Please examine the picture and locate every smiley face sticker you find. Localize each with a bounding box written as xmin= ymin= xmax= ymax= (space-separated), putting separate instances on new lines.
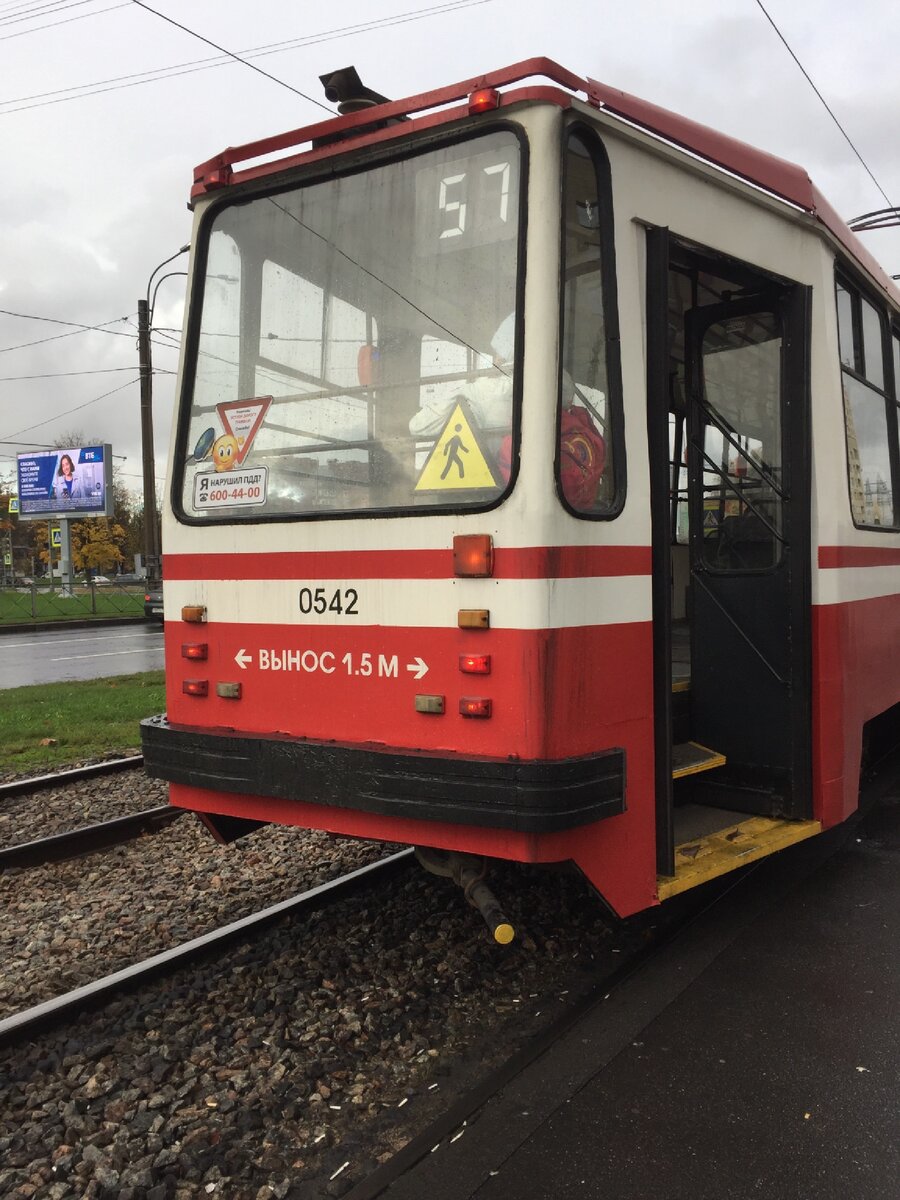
xmin=211 ymin=434 xmax=240 ymax=472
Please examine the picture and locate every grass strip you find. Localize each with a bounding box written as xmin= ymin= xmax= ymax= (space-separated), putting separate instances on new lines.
xmin=0 ymin=671 xmax=165 ymax=775
xmin=0 ymin=589 xmax=145 ymax=624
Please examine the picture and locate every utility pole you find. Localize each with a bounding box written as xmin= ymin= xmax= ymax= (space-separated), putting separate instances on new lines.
xmin=138 ymin=245 xmax=189 ymax=589
xmin=137 ymin=297 xmax=160 ymax=587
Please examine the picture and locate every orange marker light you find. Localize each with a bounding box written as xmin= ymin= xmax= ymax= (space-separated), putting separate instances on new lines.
xmin=181 ymin=643 xmax=208 ymax=660
xmin=469 ymin=87 xmax=500 ymax=114
xmin=459 ymin=654 xmax=491 ymax=675
xmin=453 ymin=534 xmax=494 ymax=577
xmin=182 ymin=679 xmax=209 ymax=697
xmin=459 ymin=697 xmax=492 ymax=718
xmin=458 ymin=609 xmax=490 ymax=629
xmin=181 ymin=605 xmax=207 ymax=624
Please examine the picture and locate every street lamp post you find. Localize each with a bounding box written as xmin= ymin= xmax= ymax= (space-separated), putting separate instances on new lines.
xmin=138 ymin=244 xmax=189 ymax=586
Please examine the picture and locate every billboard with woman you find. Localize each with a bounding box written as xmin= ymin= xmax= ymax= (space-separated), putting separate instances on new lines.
xmin=15 ymin=445 xmax=113 ymax=519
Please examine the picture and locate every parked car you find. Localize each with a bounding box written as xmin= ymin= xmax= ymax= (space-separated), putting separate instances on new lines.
xmin=144 ymin=587 xmax=164 ymax=621
xmin=92 ymin=575 xmax=112 ymax=585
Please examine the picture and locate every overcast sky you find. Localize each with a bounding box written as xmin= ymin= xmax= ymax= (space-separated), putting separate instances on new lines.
xmin=1 ymin=0 xmax=898 ymax=499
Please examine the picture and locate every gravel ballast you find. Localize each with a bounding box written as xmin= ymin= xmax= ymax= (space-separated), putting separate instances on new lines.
xmin=0 ymin=770 xmax=642 ymax=1199
xmin=0 ymin=766 xmax=166 ymax=848
xmin=1 ymin=811 xmax=388 ymax=1020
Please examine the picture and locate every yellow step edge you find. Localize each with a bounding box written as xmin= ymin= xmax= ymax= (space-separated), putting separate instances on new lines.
xmin=657 ymin=816 xmax=822 ymax=900
xmin=671 ymin=678 xmax=691 ymax=693
xmin=671 ymin=741 xmax=726 ymax=780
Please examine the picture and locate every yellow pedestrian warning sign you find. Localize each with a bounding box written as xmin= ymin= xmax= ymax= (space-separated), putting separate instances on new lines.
xmin=702 ymin=499 xmax=721 ymax=536
xmin=414 ymin=400 xmax=500 ymax=492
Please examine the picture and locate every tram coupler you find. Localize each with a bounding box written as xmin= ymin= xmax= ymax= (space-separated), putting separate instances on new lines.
xmin=415 ymin=848 xmax=515 ymax=945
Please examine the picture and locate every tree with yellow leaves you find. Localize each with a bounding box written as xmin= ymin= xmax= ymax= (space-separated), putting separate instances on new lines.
xmin=73 ymin=517 xmax=127 ymax=572
xmin=33 ymin=517 xmax=127 ymax=573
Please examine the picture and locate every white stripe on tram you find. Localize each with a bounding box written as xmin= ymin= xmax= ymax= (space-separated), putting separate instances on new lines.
xmin=163 ymin=575 xmax=653 ymax=630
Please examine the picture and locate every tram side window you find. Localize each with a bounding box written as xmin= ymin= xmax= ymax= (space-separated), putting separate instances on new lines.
xmin=835 ymin=276 xmax=899 ymax=529
xmin=556 ymin=130 xmax=621 ymax=517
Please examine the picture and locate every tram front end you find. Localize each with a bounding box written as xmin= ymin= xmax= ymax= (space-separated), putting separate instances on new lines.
xmin=142 ymin=65 xmax=659 ymax=925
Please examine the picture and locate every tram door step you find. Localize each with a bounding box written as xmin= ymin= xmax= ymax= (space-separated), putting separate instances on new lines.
xmin=671 ymin=741 xmax=726 ymax=780
xmin=658 ymin=813 xmax=822 ymax=899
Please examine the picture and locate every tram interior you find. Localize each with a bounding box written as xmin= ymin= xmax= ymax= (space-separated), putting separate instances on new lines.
xmin=663 ymin=255 xmax=787 ymax=851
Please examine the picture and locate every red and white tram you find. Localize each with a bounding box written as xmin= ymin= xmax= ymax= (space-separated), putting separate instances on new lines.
xmin=143 ymin=59 xmax=900 ymax=938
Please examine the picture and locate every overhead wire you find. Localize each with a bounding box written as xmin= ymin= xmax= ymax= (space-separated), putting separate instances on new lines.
xmin=0 ymin=314 xmax=137 ymax=354
xmin=3 ymin=0 xmax=501 ymax=453
xmin=0 ymin=0 xmax=63 ymax=11
xmin=753 ymin=0 xmax=895 ymax=212
xmin=0 ymin=3 xmax=125 ymax=41
xmin=0 ymin=0 xmax=108 ymax=26
xmin=0 ymin=1 xmax=493 ymax=109
xmin=847 ymin=207 xmax=900 ymax=233
xmin=0 ymin=365 xmax=173 ymax=381
xmin=0 ymin=0 xmax=53 ymax=11
xmin=0 ymin=307 xmax=135 ymax=332
xmin=2 ymin=376 xmax=140 ymax=440
xmin=129 ymin=0 xmax=332 ymax=111
xmin=0 ymin=0 xmax=101 ymax=14
xmin=0 ymin=439 xmax=56 ymax=446
xmin=0 ymin=0 xmax=91 ymax=22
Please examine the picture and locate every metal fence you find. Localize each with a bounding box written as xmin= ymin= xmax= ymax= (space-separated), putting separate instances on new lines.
xmin=0 ymin=580 xmax=147 ymax=625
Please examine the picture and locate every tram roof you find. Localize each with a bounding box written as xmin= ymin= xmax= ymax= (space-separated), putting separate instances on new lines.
xmin=192 ymin=57 xmax=899 ymax=305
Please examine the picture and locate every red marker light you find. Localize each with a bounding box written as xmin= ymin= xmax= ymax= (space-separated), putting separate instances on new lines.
xmin=459 ymin=697 xmax=492 ymax=718
xmin=453 ymin=534 xmax=494 ymax=577
xmin=181 ymin=643 xmax=208 ymax=660
xmin=469 ymin=87 xmax=500 ymax=114
xmin=459 ymin=654 xmax=491 ymax=675
xmin=182 ymin=679 xmax=209 ymax=697
xmin=204 ymin=166 xmax=232 ymax=190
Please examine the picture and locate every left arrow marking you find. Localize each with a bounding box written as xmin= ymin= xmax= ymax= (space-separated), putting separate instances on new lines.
xmin=235 ymin=649 xmax=252 ymax=669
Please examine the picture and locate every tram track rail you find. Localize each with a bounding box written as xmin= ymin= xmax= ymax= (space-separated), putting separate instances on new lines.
xmin=0 ymin=804 xmax=182 ymax=872
xmin=0 ymin=754 xmax=144 ymax=801
xmin=0 ymin=848 xmax=414 ymax=1052
xmin=0 ymin=754 xmax=177 ymax=871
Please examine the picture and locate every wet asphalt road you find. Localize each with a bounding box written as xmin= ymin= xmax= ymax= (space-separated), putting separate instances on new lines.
xmin=0 ymin=624 xmax=165 ymax=689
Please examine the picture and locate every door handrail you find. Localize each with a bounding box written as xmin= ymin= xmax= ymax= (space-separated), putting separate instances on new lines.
xmin=695 ymin=443 xmax=786 ymax=544
xmin=696 ymin=399 xmax=786 ymax=497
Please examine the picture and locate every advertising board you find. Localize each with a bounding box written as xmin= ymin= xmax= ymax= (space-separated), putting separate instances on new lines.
xmin=15 ymin=445 xmax=113 ymax=520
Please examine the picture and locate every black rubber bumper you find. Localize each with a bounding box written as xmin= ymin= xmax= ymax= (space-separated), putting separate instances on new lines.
xmin=140 ymin=715 xmax=626 ymax=834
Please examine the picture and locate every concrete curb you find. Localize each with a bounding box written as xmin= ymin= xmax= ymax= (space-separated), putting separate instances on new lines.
xmin=0 ymin=616 xmax=151 ymax=635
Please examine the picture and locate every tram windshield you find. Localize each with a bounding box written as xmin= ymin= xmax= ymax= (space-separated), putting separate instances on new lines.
xmin=177 ymin=130 xmax=522 ymax=520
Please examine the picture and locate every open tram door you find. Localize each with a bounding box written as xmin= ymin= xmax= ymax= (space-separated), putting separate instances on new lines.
xmin=646 ymin=230 xmax=817 ymax=890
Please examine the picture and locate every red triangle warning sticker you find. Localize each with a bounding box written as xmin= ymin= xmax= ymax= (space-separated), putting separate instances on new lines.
xmin=216 ymin=396 xmax=272 ymax=465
